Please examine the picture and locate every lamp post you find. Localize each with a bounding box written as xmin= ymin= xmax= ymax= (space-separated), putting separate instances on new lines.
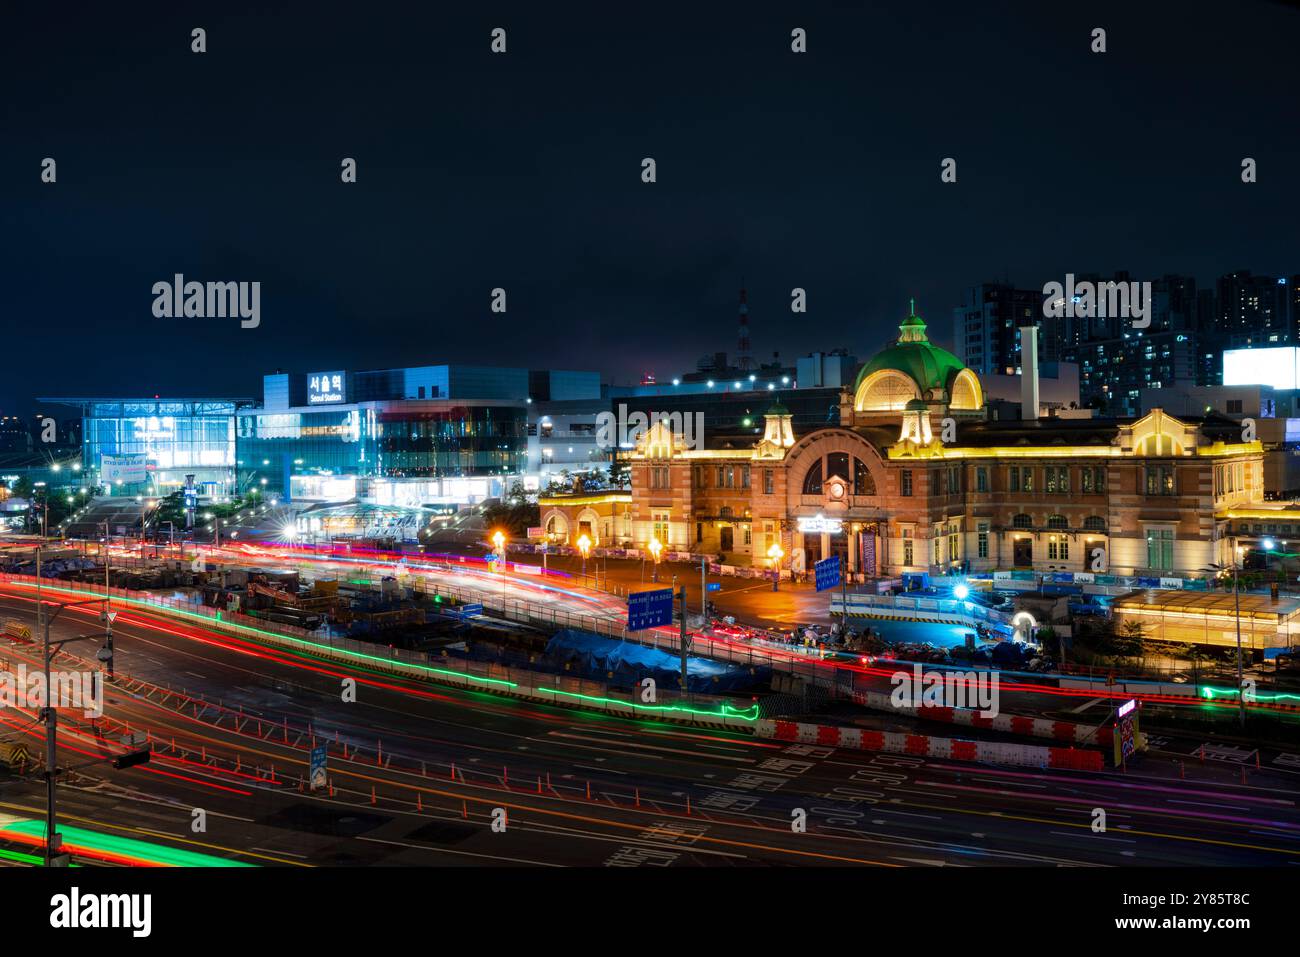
xmin=767 ymin=541 xmax=785 ymax=592
xmin=648 ymin=536 xmax=663 ymax=583
xmin=492 ymin=530 xmax=506 ymax=573
xmin=576 ymin=534 xmax=591 ymax=586
xmin=1206 ymin=541 xmax=1248 ymax=729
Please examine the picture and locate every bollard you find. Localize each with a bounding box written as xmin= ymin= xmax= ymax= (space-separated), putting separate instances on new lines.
xmin=1199 ymin=744 xmax=1205 ymax=763
xmin=421 ymin=761 xmax=426 ymax=777
xmin=586 ymin=780 xmax=591 ymax=800
xmin=1241 ymin=766 xmax=1248 ymax=784
xmin=636 ymin=788 xmax=640 ymax=808
xmin=417 ymin=793 xmax=423 ymax=811
xmin=686 ymin=794 xmax=691 ymax=816
xmin=371 ymin=785 xmax=377 ymax=805
xmin=462 ymin=800 xmax=468 ymax=819
xmin=450 ymin=762 xmax=455 ymax=780
xmin=503 ymin=766 xmax=508 ymax=787
xmin=1256 ymin=751 xmax=1261 ymax=769
xmin=546 ymin=771 xmax=551 ymax=791
xmin=1179 ymin=761 xmax=1185 ymax=779
xmin=236 ymin=754 xmax=241 ymax=772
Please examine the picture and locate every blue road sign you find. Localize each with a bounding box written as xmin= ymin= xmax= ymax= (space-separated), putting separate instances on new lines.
xmin=309 ymin=745 xmax=328 ymax=791
xmin=706 ymin=582 xmax=722 ymax=592
xmin=628 ymin=588 xmax=675 ymax=631
xmin=815 ymin=555 xmax=841 ymax=592
xmin=460 ymin=603 xmax=483 ymax=617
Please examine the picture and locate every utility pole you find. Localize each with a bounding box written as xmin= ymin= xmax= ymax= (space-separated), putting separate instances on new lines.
xmin=37 ymin=547 xmax=60 ymax=866
xmin=678 ymin=584 xmax=690 ymax=693
xmin=1232 ymin=550 xmax=1246 ymax=729
xmin=700 ymin=555 xmax=707 ymax=621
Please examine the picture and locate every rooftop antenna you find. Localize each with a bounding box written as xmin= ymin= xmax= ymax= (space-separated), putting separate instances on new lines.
xmin=737 ymin=283 xmax=753 ymax=372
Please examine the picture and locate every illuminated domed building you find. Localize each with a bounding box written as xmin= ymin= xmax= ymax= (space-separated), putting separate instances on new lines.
xmin=541 ymin=303 xmax=1265 ymax=588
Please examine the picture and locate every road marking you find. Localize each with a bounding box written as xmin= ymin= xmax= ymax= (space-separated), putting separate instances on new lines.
xmin=1069 ymin=697 xmax=1105 ymax=714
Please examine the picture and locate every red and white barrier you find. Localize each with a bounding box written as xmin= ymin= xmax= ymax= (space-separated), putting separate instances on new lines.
xmin=848 ymin=689 xmax=1112 ymax=747
xmin=756 ymin=719 xmax=1103 ymax=771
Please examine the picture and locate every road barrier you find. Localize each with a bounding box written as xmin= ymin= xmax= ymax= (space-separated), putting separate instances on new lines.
xmin=830 ymin=593 xmax=1015 ymax=636
xmin=755 ymin=719 xmax=1103 ymax=771
xmin=846 ymin=689 xmax=1112 ymax=746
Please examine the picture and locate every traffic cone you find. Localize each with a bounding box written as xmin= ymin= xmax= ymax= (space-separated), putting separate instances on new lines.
xmin=371 ymin=785 xmax=377 ymax=805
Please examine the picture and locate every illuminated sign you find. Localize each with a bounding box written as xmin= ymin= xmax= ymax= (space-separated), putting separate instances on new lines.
xmin=308 ymin=371 xmax=346 ymax=405
xmin=1223 ymin=347 xmax=1300 ymax=389
xmin=797 ymin=514 xmax=843 ymax=534
xmin=1116 ymin=698 xmax=1137 ymax=718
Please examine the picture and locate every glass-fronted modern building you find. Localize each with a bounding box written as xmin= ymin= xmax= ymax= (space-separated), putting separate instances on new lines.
xmin=44 ymin=363 xmax=590 ymax=508
xmin=45 ymin=398 xmax=251 ymax=497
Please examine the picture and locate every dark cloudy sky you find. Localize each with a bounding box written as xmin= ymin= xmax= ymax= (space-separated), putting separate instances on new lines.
xmin=2 ymin=1 xmax=1297 ymax=414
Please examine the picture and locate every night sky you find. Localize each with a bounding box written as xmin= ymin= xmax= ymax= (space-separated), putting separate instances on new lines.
xmin=3 ymin=1 xmax=1298 ymax=415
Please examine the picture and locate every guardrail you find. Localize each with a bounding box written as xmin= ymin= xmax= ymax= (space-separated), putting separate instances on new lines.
xmin=830 ymin=592 xmax=1015 ymax=634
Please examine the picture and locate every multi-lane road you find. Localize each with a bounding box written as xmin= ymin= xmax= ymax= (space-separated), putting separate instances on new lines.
xmin=2 ymin=578 xmax=1299 ymax=867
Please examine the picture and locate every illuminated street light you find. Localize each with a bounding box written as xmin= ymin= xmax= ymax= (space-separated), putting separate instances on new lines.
xmin=648 ymin=536 xmax=663 ymax=582
xmin=577 ymin=533 xmax=592 ymax=585
xmin=767 ymin=541 xmax=785 ymax=591
xmin=491 ymin=530 xmax=506 ymax=572
xmin=953 ymin=583 xmax=970 ymax=601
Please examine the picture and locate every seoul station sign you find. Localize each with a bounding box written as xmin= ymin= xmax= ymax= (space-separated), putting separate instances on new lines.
xmin=308 ymin=372 xmax=347 ymax=405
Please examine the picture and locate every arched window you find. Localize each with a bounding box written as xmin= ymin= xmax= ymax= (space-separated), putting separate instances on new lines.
xmin=802 ymin=459 xmax=823 ymax=495
xmin=854 ymin=457 xmax=875 ymax=495
xmin=1083 ymin=515 xmax=1106 ymax=532
xmin=1012 ymin=514 xmax=1033 ymax=529
xmin=1047 ymin=514 xmax=1068 ymax=529
xmin=719 ymin=505 xmax=733 ymax=519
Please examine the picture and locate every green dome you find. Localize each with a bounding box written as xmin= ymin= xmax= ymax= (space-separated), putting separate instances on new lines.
xmin=855 ymin=306 xmax=969 ymax=398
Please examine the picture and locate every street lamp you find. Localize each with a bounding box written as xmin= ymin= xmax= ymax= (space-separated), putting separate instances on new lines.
xmin=767 ymin=541 xmax=785 ymax=592
xmin=1206 ymin=542 xmax=1248 ymax=728
xmin=648 ymin=536 xmax=663 ymax=582
xmin=576 ymin=534 xmax=592 ymax=585
xmin=491 ymin=530 xmax=506 ymax=572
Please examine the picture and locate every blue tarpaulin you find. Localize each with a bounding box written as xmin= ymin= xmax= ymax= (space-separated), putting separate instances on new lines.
xmin=544 ymin=629 xmax=768 ymax=693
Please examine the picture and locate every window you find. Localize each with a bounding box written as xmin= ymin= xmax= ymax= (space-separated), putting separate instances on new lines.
xmin=902 ymin=528 xmax=914 ymax=566
xmin=933 ymin=532 xmax=942 ymax=566
xmin=977 ymin=522 xmax=989 ymax=559
xmin=1081 ymin=468 xmax=1093 ymax=494
xmin=803 ymin=460 xmax=823 ymax=495
xmin=1009 ymin=466 xmax=1019 ymax=492
xmin=1146 ymin=527 xmax=1174 ymax=570
xmin=948 ymin=522 xmax=960 ymax=562
xmin=649 ymin=465 xmax=670 ymax=489
xmin=764 ymin=469 xmax=774 ymax=495
xmin=854 ymin=457 xmax=875 ymax=495
xmin=1013 ymin=513 xmax=1033 ymax=529
xmin=827 ymin=452 xmax=850 ymax=485
xmin=1083 ymin=515 xmax=1106 ymax=532
xmin=743 ymin=525 xmax=752 ymax=546
xmin=1047 ymin=514 xmax=1068 ymax=529
xmin=652 ymin=511 xmax=670 ymax=544
xmin=741 ymin=465 xmax=751 ymax=489
xmin=1145 ymin=465 xmax=1175 ymax=496
xmin=976 ymin=467 xmax=988 ymax=493
xmin=1227 ymin=399 xmax=1243 ymax=414
xmin=1053 ymin=467 xmax=1069 ymax=493
xmin=1048 ymin=535 xmax=1069 ymax=561
xmin=901 ymin=469 xmax=913 ymax=496
xmin=1092 ymin=467 xmax=1105 ymax=493
xmin=949 ymin=465 xmax=961 ymax=495
xmin=1022 ymin=468 xmax=1034 ymax=492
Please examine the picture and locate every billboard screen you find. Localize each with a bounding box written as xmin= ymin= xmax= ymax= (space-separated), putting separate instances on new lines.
xmin=1223 ymin=347 xmax=1300 ymax=389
